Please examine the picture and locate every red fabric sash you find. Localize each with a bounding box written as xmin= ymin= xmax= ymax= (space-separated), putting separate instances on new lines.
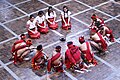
xmin=47 ymin=53 xmax=61 ymax=72
xmin=12 ymin=40 xmax=25 ymax=53
xmin=97 ymin=32 xmax=107 ymax=51
xmin=65 ymin=46 xmax=81 ymax=69
xmin=48 ymin=18 xmax=58 ymax=30
xmin=61 ymin=17 xmax=71 ymax=30
xmin=82 ymin=42 xmax=93 ymax=61
xmin=32 ymin=51 xmax=44 ymax=65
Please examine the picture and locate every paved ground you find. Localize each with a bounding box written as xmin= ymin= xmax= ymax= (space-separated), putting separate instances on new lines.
xmin=0 ymin=0 xmax=120 ymax=80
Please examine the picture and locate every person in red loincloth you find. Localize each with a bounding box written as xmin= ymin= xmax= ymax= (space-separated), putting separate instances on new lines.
xmin=79 ymin=36 xmax=97 ymax=67
xmin=65 ymin=41 xmax=87 ymax=72
xmin=90 ymin=14 xmax=105 ymax=29
xmin=26 ymin=15 xmax=40 ymax=39
xmin=61 ymin=6 xmax=71 ymax=30
xmin=31 ymin=45 xmax=48 ymax=70
xmin=35 ymin=11 xmax=49 ymax=33
xmin=90 ymin=29 xmax=108 ymax=53
xmin=95 ymin=21 xmax=115 ymax=42
xmin=11 ymin=34 xmax=33 ymax=64
xmin=46 ymin=7 xmax=58 ymax=30
xmin=47 ymin=46 xmax=63 ymax=72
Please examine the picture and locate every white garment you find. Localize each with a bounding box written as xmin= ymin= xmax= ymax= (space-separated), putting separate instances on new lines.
xmin=46 ymin=11 xmax=56 ymax=19
xmin=61 ymin=11 xmax=71 ymax=18
xmin=35 ymin=15 xmax=45 ymax=24
xmin=26 ymin=20 xmax=36 ymax=29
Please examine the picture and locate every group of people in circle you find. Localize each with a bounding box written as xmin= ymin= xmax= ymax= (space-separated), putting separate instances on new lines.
xmin=10 ymin=5 xmax=115 ymax=74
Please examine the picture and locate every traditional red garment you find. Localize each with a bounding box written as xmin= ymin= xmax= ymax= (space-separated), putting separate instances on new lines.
xmin=47 ymin=53 xmax=63 ymax=72
xmin=102 ymin=26 xmax=115 ymax=42
xmin=11 ymin=40 xmax=25 ymax=53
xmin=95 ymin=32 xmax=107 ymax=51
xmin=48 ymin=18 xmax=58 ymax=30
xmin=81 ymin=42 xmax=93 ymax=62
xmin=61 ymin=17 xmax=71 ymax=30
xmin=91 ymin=16 xmax=105 ymax=28
xmin=38 ymin=21 xmax=49 ymax=33
xmin=65 ymin=45 xmax=81 ymax=69
xmin=28 ymin=29 xmax=40 ymax=39
xmin=32 ymin=51 xmax=44 ymax=69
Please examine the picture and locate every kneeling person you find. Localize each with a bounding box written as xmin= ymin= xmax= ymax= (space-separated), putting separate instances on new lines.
xmin=32 ymin=45 xmax=48 ymax=70
xmin=47 ymin=46 xmax=63 ymax=72
xmin=79 ymin=36 xmax=97 ymax=67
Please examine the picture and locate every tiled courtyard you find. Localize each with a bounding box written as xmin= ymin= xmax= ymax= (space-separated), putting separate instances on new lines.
xmin=0 ymin=0 xmax=120 ymax=80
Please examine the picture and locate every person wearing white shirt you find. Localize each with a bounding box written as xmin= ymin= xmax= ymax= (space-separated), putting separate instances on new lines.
xmin=35 ymin=11 xmax=49 ymax=33
xmin=46 ymin=7 xmax=58 ymax=30
xmin=61 ymin=6 xmax=71 ymax=30
xmin=26 ymin=15 xmax=40 ymax=39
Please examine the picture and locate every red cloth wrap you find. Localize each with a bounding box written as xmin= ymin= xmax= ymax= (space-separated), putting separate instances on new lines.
xmin=38 ymin=21 xmax=49 ymax=33
xmin=48 ymin=18 xmax=58 ymax=30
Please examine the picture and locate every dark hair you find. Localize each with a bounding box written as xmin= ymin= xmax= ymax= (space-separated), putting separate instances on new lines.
xmin=37 ymin=45 xmax=42 ymax=50
xmin=55 ymin=46 xmax=61 ymax=52
xmin=20 ymin=34 xmax=25 ymax=37
xmin=29 ymin=14 xmax=34 ymax=19
xmin=63 ymin=6 xmax=69 ymax=17
xmin=38 ymin=11 xmax=44 ymax=15
xmin=48 ymin=6 xmax=53 ymax=16
xmin=67 ymin=41 xmax=73 ymax=45
xmin=92 ymin=14 xmax=96 ymax=17
xmin=55 ymin=46 xmax=61 ymax=49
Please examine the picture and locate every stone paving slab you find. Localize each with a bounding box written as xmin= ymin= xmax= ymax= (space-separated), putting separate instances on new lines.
xmin=43 ymin=0 xmax=66 ymax=6
xmin=74 ymin=9 xmax=111 ymax=25
xmin=55 ymin=0 xmax=89 ymax=14
xmin=0 ymin=68 xmax=15 ymax=80
xmin=105 ymin=19 xmax=120 ymax=38
xmin=0 ymin=0 xmax=11 ymax=10
xmin=4 ymin=16 xmax=28 ymax=35
xmin=97 ymin=2 xmax=120 ymax=17
xmin=16 ymin=0 xmax=48 ymax=14
xmin=0 ymin=26 xmax=14 ymax=42
xmin=6 ymin=0 xmax=28 ymax=5
xmin=0 ymin=38 xmax=17 ymax=63
xmin=78 ymin=0 xmax=109 ymax=7
xmin=31 ymin=30 xmax=61 ymax=47
xmin=100 ymin=43 xmax=120 ymax=69
xmin=0 ymin=6 xmax=25 ymax=23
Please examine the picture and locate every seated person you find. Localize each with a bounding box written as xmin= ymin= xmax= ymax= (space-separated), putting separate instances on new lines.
xmin=90 ymin=14 xmax=105 ymax=28
xmin=31 ymin=45 xmax=48 ymax=70
xmin=11 ymin=34 xmax=33 ymax=64
xmin=61 ymin=6 xmax=71 ymax=30
xmin=79 ymin=36 xmax=97 ymax=67
xmin=35 ymin=11 xmax=49 ymax=33
xmin=26 ymin=15 xmax=40 ymax=39
xmin=90 ymin=29 xmax=108 ymax=52
xmin=46 ymin=6 xmax=58 ymax=30
xmin=65 ymin=41 xmax=86 ymax=72
xmin=96 ymin=22 xmax=115 ymax=42
xmin=47 ymin=46 xmax=63 ymax=72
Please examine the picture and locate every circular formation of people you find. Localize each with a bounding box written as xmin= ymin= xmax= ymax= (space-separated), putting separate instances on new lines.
xmin=10 ymin=6 xmax=115 ymax=74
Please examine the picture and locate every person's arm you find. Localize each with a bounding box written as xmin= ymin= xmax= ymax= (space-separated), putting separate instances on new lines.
xmin=46 ymin=13 xmax=53 ymax=24
xmin=61 ymin=15 xmax=67 ymax=26
xmin=67 ymin=11 xmax=71 ymax=25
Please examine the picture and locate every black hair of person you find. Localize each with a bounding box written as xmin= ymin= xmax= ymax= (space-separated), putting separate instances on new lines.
xmin=29 ymin=14 xmax=34 ymax=19
xmin=37 ymin=45 xmax=42 ymax=50
xmin=48 ymin=6 xmax=53 ymax=16
xmin=63 ymin=6 xmax=69 ymax=18
xmin=38 ymin=11 xmax=44 ymax=15
xmin=20 ymin=34 xmax=25 ymax=37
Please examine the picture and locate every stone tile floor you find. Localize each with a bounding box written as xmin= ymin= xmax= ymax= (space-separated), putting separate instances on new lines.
xmin=0 ymin=0 xmax=120 ymax=80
